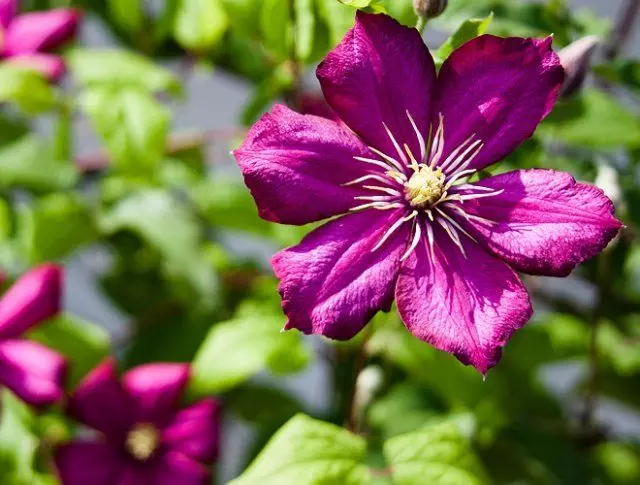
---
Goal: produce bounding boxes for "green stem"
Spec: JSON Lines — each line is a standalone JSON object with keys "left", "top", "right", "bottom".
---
{"left": 416, "top": 16, "right": 428, "bottom": 34}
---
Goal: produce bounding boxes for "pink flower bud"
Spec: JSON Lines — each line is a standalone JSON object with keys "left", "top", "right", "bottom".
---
{"left": 558, "top": 35, "right": 600, "bottom": 97}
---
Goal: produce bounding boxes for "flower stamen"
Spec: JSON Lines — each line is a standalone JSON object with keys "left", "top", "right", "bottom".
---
{"left": 383, "top": 122, "right": 410, "bottom": 166}
{"left": 126, "top": 423, "right": 160, "bottom": 462}
{"left": 401, "top": 219, "right": 423, "bottom": 261}
{"left": 404, "top": 166, "right": 446, "bottom": 209}
{"left": 406, "top": 110, "right": 426, "bottom": 163}
{"left": 372, "top": 211, "right": 418, "bottom": 252}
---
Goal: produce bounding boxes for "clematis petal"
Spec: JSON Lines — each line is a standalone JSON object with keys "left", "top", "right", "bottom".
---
{"left": 3, "top": 8, "right": 80, "bottom": 55}
{"left": 234, "top": 104, "right": 375, "bottom": 225}
{"left": 163, "top": 398, "right": 221, "bottom": 464}
{"left": 152, "top": 451, "right": 210, "bottom": 485}
{"left": 0, "top": 0, "right": 17, "bottom": 28}
{"left": 0, "top": 339, "right": 66, "bottom": 406}
{"left": 273, "top": 209, "right": 409, "bottom": 339}
{"left": 450, "top": 169, "right": 622, "bottom": 276}
{"left": 317, "top": 12, "right": 435, "bottom": 162}
{"left": 0, "top": 264, "right": 62, "bottom": 340}
{"left": 68, "top": 358, "right": 134, "bottom": 439}
{"left": 7, "top": 53, "right": 66, "bottom": 80}
{"left": 55, "top": 441, "right": 125, "bottom": 485}
{"left": 396, "top": 224, "right": 533, "bottom": 374}
{"left": 122, "top": 363, "right": 189, "bottom": 424}
{"left": 434, "top": 35, "right": 564, "bottom": 173}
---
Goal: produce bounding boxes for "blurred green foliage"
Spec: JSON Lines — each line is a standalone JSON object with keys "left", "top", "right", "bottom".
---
{"left": 0, "top": 0, "right": 639, "bottom": 484}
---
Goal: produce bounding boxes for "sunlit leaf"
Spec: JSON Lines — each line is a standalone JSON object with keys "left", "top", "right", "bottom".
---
{"left": 15, "top": 193, "right": 97, "bottom": 263}
{"left": 0, "top": 65, "right": 57, "bottom": 114}
{"left": 434, "top": 14, "right": 493, "bottom": 67}
{"left": 229, "top": 414, "right": 371, "bottom": 485}
{"left": 68, "top": 49, "right": 181, "bottom": 95}
{"left": 190, "top": 311, "right": 309, "bottom": 396}
{"left": 0, "top": 136, "right": 76, "bottom": 191}
{"left": 174, "top": 0, "right": 228, "bottom": 52}
{"left": 80, "top": 86, "right": 170, "bottom": 174}
{"left": 384, "top": 422, "right": 489, "bottom": 485}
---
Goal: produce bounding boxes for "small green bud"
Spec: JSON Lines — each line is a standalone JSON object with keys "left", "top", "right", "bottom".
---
{"left": 413, "top": 0, "right": 448, "bottom": 19}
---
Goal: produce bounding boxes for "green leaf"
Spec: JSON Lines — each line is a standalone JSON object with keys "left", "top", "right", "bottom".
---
{"left": 260, "top": 0, "right": 294, "bottom": 61}
{"left": 316, "top": 0, "right": 356, "bottom": 46}
{"left": 384, "top": 422, "right": 489, "bottom": 485}
{"left": 595, "top": 60, "right": 640, "bottom": 94}
{"left": 190, "top": 312, "right": 310, "bottom": 396}
{"left": 227, "top": 385, "right": 304, "bottom": 425}
{"left": 0, "top": 391, "right": 39, "bottom": 485}
{"left": 591, "top": 442, "right": 640, "bottom": 485}
{"left": 229, "top": 414, "right": 371, "bottom": 485}
{"left": 541, "top": 89, "right": 640, "bottom": 149}
{"left": 28, "top": 313, "right": 111, "bottom": 388}
{"left": 0, "top": 135, "right": 77, "bottom": 191}
{"left": 0, "top": 65, "right": 57, "bottom": 114}
{"left": 68, "top": 49, "right": 181, "bottom": 95}
{"left": 108, "top": 0, "right": 144, "bottom": 33}
{"left": 174, "top": 0, "right": 228, "bottom": 52}
{"left": 295, "top": 0, "right": 316, "bottom": 62}
{"left": 338, "top": 0, "right": 373, "bottom": 8}
{"left": 434, "top": 14, "right": 494, "bottom": 67}
{"left": 80, "top": 86, "right": 170, "bottom": 174}
{"left": 100, "top": 190, "right": 217, "bottom": 305}
{"left": 15, "top": 193, "right": 97, "bottom": 263}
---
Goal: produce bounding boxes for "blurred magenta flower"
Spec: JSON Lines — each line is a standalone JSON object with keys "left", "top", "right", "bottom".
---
{"left": 234, "top": 12, "right": 623, "bottom": 374}
{"left": 0, "top": 264, "right": 65, "bottom": 405}
{"left": 56, "top": 359, "right": 221, "bottom": 485}
{"left": 0, "top": 0, "right": 80, "bottom": 80}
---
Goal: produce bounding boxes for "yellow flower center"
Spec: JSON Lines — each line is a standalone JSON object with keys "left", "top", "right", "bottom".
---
{"left": 125, "top": 423, "right": 160, "bottom": 461}
{"left": 404, "top": 166, "right": 445, "bottom": 209}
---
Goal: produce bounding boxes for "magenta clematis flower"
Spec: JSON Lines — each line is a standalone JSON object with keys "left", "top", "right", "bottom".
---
{"left": 234, "top": 12, "right": 622, "bottom": 374}
{"left": 55, "top": 359, "right": 221, "bottom": 485}
{"left": 0, "top": 0, "right": 80, "bottom": 80}
{"left": 0, "top": 264, "right": 65, "bottom": 405}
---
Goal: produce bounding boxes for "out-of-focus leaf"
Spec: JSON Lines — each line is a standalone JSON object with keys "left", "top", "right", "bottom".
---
{"left": 316, "top": 0, "right": 356, "bottom": 46}
{"left": 227, "top": 384, "right": 304, "bottom": 425}
{"left": 101, "top": 190, "right": 217, "bottom": 305}
{"left": 376, "top": 0, "right": 416, "bottom": 26}
{"left": 220, "top": 0, "right": 262, "bottom": 36}
{"left": 384, "top": 422, "right": 489, "bottom": 485}
{"left": 241, "top": 63, "right": 295, "bottom": 125}
{"left": 229, "top": 414, "right": 371, "bottom": 485}
{"left": 190, "top": 312, "right": 310, "bottom": 396}
{"left": 260, "top": 0, "right": 293, "bottom": 61}
{"left": 28, "top": 313, "right": 111, "bottom": 388}
{"left": 595, "top": 60, "right": 640, "bottom": 94}
{"left": 434, "top": 14, "right": 493, "bottom": 67}
{"left": 15, "top": 193, "right": 96, "bottom": 263}
{"left": 68, "top": 49, "right": 181, "bottom": 95}
{"left": 591, "top": 442, "right": 640, "bottom": 485}
{"left": 295, "top": 0, "right": 316, "bottom": 62}
{"left": 0, "top": 65, "right": 57, "bottom": 114}
{"left": 369, "top": 383, "right": 444, "bottom": 439}
{"left": 80, "top": 86, "right": 170, "bottom": 174}
{"left": 597, "top": 321, "right": 640, "bottom": 375}
{"left": 0, "top": 135, "right": 76, "bottom": 191}
{"left": 338, "top": 0, "right": 373, "bottom": 7}
{"left": 174, "top": 0, "right": 228, "bottom": 52}
{"left": 541, "top": 89, "right": 640, "bottom": 148}
{"left": 0, "top": 391, "right": 38, "bottom": 485}
{"left": 107, "top": 0, "right": 144, "bottom": 33}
